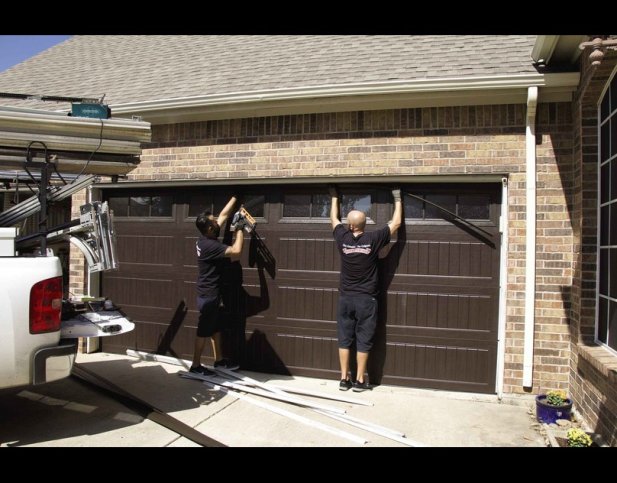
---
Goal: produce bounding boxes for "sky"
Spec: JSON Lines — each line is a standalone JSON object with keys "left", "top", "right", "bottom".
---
{"left": 0, "top": 35, "right": 71, "bottom": 73}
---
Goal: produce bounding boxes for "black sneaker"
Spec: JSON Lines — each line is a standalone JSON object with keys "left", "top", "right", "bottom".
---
{"left": 352, "top": 380, "right": 372, "bottom": 392}
{"left": 189, "top": 365, "right": 215, "bottom": 376}
{"left": 339, "top": 379, "right": 352, "bottom": 391}
{"left": 213, "top": 358, "right": 240, "bottom": 371}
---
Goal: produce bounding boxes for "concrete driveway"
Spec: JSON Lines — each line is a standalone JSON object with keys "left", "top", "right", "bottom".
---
{"left": 0, "top": 352, "right": 545, "bottom": 447}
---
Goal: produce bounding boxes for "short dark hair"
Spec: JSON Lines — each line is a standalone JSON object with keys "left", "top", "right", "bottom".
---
{"left": 196, "top": 211, "right": 215, "bottom": 235}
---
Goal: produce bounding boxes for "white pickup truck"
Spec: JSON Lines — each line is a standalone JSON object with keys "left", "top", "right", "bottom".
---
{"left": 0, "top": 236, "right": 75, "bottom": 388}
{"left": 0, "top": 103, "right": 150, "bottom": 390}
{"left": 0, "top": 204, "right": 133, "bottom": 389}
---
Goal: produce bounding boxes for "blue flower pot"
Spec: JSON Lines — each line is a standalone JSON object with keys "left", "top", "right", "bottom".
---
{"left": 535, "top": 395, "right": 572, "bottom": 424}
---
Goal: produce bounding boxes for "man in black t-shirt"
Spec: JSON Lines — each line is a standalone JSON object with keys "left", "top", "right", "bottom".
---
{"left": 329, "top": 185, "right": 403, "bottom": 392}
{"left": 190, "top": 195, "right": 245, "bottom": 376}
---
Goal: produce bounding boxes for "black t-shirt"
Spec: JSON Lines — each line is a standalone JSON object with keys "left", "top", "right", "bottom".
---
{"left": 333, "top": 224, "right": 391, "bottom": 297}
{"left": 196, "top": 236, "right": 228, "bottom": 298}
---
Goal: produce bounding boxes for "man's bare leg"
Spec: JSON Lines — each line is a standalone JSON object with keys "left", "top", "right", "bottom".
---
{"left": 211, "top": 331, "right": 222, "bottom": 362}
{"left": 192, "top": 336, "right": 207, "bottom": 367}
{"left": 356, "top": 351, "right": 369, "bottom": 383}
{"left": 339, "top": 347, "right": 350, "bottom": 380}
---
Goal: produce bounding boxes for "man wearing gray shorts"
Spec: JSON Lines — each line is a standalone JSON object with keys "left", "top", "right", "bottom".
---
{"left": 329, "top": 185, "right": 403, "bottom": 392}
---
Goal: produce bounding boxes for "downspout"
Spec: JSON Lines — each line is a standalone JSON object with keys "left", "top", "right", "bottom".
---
{"left": 523, "top": 86, "right": 538, "bottom": 388}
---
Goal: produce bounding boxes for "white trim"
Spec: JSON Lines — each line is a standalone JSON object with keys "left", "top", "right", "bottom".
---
{"left": 599, "top": 294, "right": 617, "bottom": 304}
{"left": 108, "top": 73, "right": 580, "bottom": 123}
{"left": 111, "top": 74, "right": 580, "bottom": 112}
{"left": 523, "top": 87, "right": 538, "bottom": 388}
{"left": 496, "top": 177, "right": 509, "bottom": 398}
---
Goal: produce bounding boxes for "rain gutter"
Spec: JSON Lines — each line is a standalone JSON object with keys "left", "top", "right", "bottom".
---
{"left": 523, "top": 86, "right": 538, "bottom": 388}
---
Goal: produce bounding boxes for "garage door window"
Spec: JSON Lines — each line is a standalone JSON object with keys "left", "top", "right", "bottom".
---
{"left": 109, "top": 195, "right": 173, "bottom": 217}
{"left": 243, "top": 194, "right": 265, "bottom": 218}
{"left": 404, "top": 193, "right": 490, "bottom": 221}
{"left": 341, "top": 193, "right": 372, "bottom": 219}
{"left": 283, "top": 193, "right": 330, "bottom": 218}
{"left": 189, "top": 193, "right": 231, "bottom": 218}
{"left": 188, "top": 193, "right": 265, "bottom": 218}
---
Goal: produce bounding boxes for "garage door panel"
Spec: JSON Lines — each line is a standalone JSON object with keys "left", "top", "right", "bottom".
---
{"left": 278, "top": 286, "right": 338, "bottom": 321}
{"left": 384, "top": 291, "right": 496, "bottom": 333}
{"left": 243, "top": 330, "right": 339, "bottom": 373}
{"left": 116, "top": 234, "right": 175, "bottom": 265}
{"left": 396, "top": 240, "right": 494, "bottom": 278}
{"left": 278, "top": 237, "right": 339, "bottom": 271}
{"left": 118, "top": 305, "right": 181, "bottom": 326}
{"left": 104, "top": 276, "right": 177, "bottom": 308}
{"left": 383, "top": 343, "right": 492, "bottom": 384}
{"left": 384, "top": 325, "right": 496, "bottom": 342}
{"left": 103, "top": 182, "right": 501, "bottom": 394}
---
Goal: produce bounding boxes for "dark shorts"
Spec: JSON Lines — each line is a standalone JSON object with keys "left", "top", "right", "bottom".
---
{"left": 337, "top": 294, "right": 378, "bottom": 352}
{"left": 196, "top": 296, "right": 221, "bottom": 338}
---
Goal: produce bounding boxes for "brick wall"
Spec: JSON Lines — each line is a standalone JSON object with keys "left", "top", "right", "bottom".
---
{"left": 69, "top": 190, "right": 88, "bottom": 354}
{"left": 72, "top": 103, "right": 575, "bottom": 394}
{"left": 570, "top": 49, "right": 617, "bottom": 446}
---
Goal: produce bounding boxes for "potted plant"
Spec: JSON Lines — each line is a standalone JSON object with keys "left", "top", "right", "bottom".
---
{"left": 566, "top": 428, "right": 593, "bottom": 447}
{"left": 535, "top": 389, "right": 573, "bottom": 424}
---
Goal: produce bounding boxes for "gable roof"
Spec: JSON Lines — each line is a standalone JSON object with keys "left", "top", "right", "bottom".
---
{"left": 0, "top": 35, "right": 579, "bottom": 123}
{"left": 0, "top": 35, "right": 538, "bottom": 102}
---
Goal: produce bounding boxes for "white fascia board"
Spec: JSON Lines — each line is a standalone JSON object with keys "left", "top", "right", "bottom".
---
{"left": 111, "top": 73, "right": 580, "bottom": 118}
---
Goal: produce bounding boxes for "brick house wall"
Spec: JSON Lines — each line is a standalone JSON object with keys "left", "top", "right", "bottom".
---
{"left": 570, "top": 49, "right": 617, "bottom": 446}
{"left": 69, "top": 189, "right": 88, "bottom": 353}
{"left": 71, "top": 102, "right": 575, "bottom": 395}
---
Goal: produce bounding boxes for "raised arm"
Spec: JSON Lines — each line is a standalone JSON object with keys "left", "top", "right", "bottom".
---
{"left": 388, "top": 188, "right": 403, "bottom": 236}
{"left": 329, "top": 185, "right": 342, "bottom": 230}
{"left": 217, "top": 194, "right": 238, "bottom": 227}
{"left": 224, "top": 227, "right": 244, "bottom": 260}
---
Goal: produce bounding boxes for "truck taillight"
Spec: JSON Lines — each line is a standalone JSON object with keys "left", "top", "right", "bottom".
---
{"left": 29, "top": 277, "right": 63, "bottom": 334}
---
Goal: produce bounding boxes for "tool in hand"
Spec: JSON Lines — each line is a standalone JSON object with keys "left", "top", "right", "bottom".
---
{"left": 230, "top": 206, "right": 257, "bottom": 233}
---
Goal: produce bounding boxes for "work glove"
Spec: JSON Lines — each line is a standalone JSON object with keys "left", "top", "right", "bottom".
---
{"left": 392, "top": 188, "right": 402, "bottom": 202}
{"left": 230, "top": 210, "right": 244, "bottom": 231}
{"left": 328, "top": 184, "right": 339, "bottom": 198}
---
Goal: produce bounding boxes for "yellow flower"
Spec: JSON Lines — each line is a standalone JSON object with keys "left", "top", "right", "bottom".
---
{"left": 546, "top": 389, "right": 568, "bottom": 406}
{"left": 567, "top": 428, "right": 592, "bottom": 447}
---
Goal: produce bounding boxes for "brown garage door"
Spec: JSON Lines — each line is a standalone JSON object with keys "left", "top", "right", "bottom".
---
{"left": 101, "top": 182, "right": 501, "bottom": 393}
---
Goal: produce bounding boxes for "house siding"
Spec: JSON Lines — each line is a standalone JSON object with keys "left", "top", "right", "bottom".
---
{"left": 78, "top": 103, "right": 568, "bottom": 396}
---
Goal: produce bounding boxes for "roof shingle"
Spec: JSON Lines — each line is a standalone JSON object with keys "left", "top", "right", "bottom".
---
{"left": 0, "top": 35, "right": 538, "bottom": 109}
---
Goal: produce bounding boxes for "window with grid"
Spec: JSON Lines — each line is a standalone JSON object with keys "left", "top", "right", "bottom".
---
{"left": 283, "top": 193, "right": 331, "bottom": 219}
{"left": 598, "top": 70, "right": 617, "bottom": 353}
{"left": 188, "top": 193, "right": 265, "bottom": 218}
{"left": 404, "top": 193, "right": 491, "bottom": 220}
{"left": 108, "top": 194, "right": 173, "bottom": 217}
